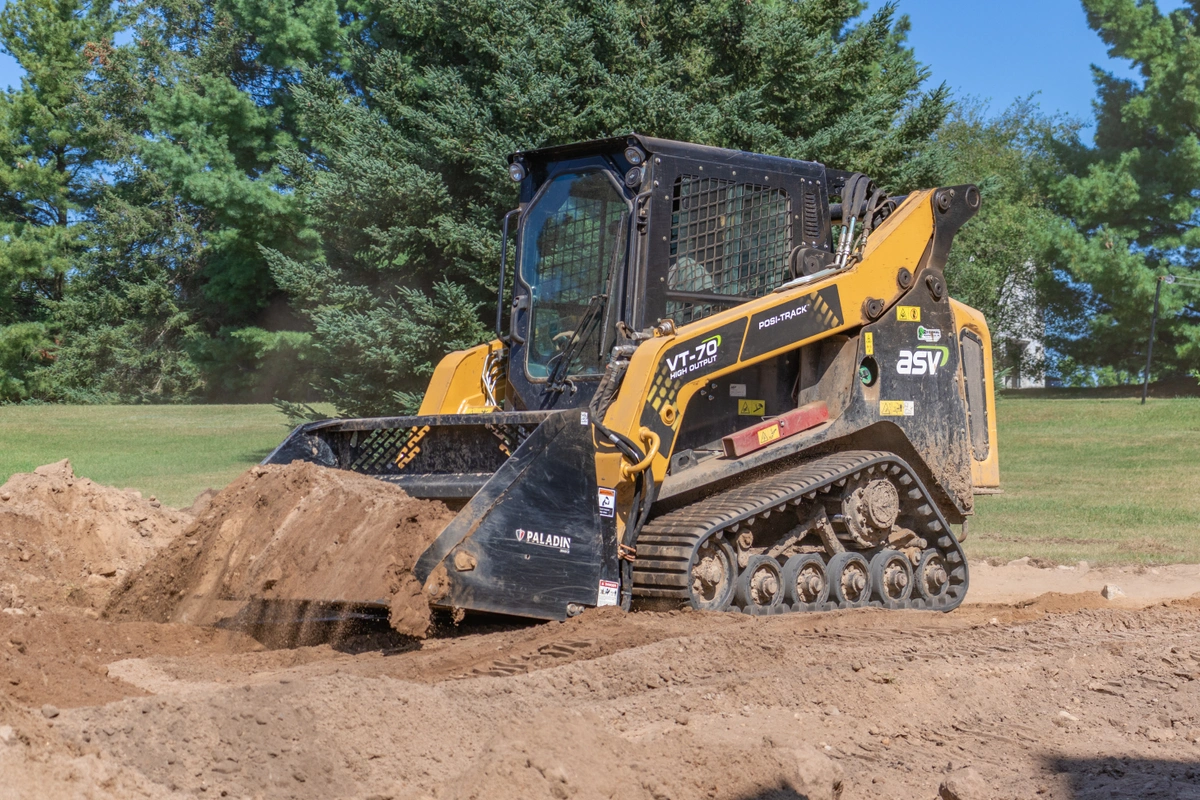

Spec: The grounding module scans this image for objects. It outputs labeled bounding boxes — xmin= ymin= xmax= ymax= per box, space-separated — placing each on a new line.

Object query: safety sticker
xmin=738 ymin=399 xmax=766 ymax=416
xmin=597 ymin=579 xmax=620 ymax=607
xmin=896 ymin=306 xmax=921 ymax=322
xmin=756 ymin=424 xmax=782 ymax=445
xmin=864 ymin=331 xmax=874 ymax=356
xmin=580 ymin=411 xmax=589 ymax=425
xmin=729 ymin=383 xmax=747 ymax=397
xmin=597 ymin=487 xmax=616 ymax=518
xmin=880 ymin=400 xmax=915 ymax=417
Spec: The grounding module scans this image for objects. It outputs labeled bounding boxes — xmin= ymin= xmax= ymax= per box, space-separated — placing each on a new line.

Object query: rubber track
xmin=632 ymin=450 xmax=969 ymax=613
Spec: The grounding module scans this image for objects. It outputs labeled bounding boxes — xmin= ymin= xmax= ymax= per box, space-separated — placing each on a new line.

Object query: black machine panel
xmin=636 ymin=317 xmax=748 ymax=461
xmin=740 ymin=286 xmax=844 ymax=360
xmin=671 ymin=350 xmax=801 ymax=465
xmin=849 ymin=273 xmax=975 ymax=517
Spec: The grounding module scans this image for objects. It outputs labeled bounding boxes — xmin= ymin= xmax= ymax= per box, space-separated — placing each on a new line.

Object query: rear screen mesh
xmin=666 ymin=175 xmax=791 ymax=324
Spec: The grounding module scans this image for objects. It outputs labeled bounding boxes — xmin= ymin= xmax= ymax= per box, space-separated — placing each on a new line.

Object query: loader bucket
xmin=264 ymin=411 xmax=555 ymax=500
xmin=264 ymin=410 xmax=620 ymax=621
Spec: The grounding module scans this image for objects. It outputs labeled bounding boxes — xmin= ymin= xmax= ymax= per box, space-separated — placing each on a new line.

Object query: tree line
xmin=0 ymin=0 xmax=1195 ymax=413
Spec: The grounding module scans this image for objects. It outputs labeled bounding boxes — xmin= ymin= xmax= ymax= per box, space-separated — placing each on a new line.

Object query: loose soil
xmin=2 ymin=462 xmax=1200 ymax=799
xmin=106 ymin=463 xmax=454 ymax=638
xmin=0 ymin=460 xmax=186 ymax=614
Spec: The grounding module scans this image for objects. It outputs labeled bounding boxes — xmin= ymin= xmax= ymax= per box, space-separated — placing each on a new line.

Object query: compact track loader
xmin=265 ymin=135 xmax=999 ymax=621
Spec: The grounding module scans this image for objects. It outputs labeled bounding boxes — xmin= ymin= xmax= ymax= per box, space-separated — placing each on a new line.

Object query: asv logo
xmin=897 ymin=345 xmax=949 ymax=376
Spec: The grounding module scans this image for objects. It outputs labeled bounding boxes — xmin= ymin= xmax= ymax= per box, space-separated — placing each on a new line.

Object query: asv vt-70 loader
xmin=265 ymin=135 xmax=999 ymax=621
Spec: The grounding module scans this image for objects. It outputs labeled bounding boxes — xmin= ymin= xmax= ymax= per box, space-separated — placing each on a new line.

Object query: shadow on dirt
xmin=1048 ymin=756 xmax=1200 ymax=799
xmin=212 ymin=600 xmax=412 ymax=652
xmin=213 ymin=600 xmax=540 ymax=654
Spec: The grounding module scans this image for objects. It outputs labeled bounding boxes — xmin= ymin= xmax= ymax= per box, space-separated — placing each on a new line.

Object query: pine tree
xmin=38 ymin=167 xmax=207 ymax=402
xmin=0 ymin=0 xmax=119 ymax=399
xmin=38 ymin=0 xmax=353 ymax=402
xmin=272 ymin=0 xmax=951 ymax=415
xmin=1049 ymin=1 xmax=1200 ymax=382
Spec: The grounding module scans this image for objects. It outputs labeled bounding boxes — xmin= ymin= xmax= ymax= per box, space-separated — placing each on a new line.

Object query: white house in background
xmin=1002 ymin=336 xmax=1045 ymax=389
xmin=994 ymin=262 xmax=1045 ymax=389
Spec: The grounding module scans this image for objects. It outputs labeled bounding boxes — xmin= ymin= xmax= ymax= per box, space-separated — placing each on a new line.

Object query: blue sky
xmin=0 ymin=0 xmax=1187 ymax=134
xmin=870 ymin=0 xmax=1188 ymax=132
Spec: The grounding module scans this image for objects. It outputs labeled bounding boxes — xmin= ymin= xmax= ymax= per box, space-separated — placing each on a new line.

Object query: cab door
xmin=508 ymin=167 xmax=632 ymax=410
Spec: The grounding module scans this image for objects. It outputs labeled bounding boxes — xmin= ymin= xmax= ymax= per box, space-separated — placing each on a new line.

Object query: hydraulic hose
xmin=591 ymin=417 xmax=658 ymax=610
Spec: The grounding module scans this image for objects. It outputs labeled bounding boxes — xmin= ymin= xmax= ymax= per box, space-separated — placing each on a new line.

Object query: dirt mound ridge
xmin=425 ymin=708 xmax=844 ymax=800
xmin=107 ymin=462 xmax=454 ymax=637
xmin=0 ymin=460 xmax=188 ymax=613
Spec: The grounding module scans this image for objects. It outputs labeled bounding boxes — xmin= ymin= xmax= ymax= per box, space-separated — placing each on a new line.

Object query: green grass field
xmin=0 ymin=405 xmax=307 ymax=507
xmin=968 ymin=396 xmax=1200 ymax=565
xmin=0 ymin=399 xmax=1197 ymax=564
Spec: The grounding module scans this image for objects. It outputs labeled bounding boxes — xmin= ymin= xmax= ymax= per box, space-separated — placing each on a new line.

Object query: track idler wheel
xmin=915 ymin=550 xmax=951 ymax=605
xmin=827 ymin=552 xmax=870 ymax=607
xmin=736 ymin=555 xmax=785 ymax=614
xmin=687 ymin=534 xmax=737 ymax=611
xmin=870 ymin=550 xmax=913 ymax=608
xmin=782 ymin=554 xmax=830 ymax=609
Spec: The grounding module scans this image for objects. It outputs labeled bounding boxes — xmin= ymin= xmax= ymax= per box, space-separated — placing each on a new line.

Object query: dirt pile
xmin=0 ymin=692 xmax=175 ymax=800
xmin=0 ymin=460 xmax=188 ymax=613
xmin=108 ymin=462 xmax=454 ymax=637
xmin=421 ymin=708 xmax=844 ymax=800
xmin=29 ymin=599 xmax=1200 ymax=800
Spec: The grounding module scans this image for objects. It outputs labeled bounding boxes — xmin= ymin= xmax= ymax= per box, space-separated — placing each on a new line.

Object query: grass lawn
xmin=968 ymin=396 xmax=1200 ymax=565
xmin=0 ymin=405 xmax=313 ymax=508
xmin=1 ymin=399 xmax=1196 ymax=565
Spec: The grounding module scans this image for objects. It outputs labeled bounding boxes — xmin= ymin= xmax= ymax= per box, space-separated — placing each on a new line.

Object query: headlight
xmin=508 ymin=161 xmax=526 ymax=182
xmin=624 ymin=145 xmax=645 ymax=166
xmin=624 ymin=166 xmax=643 ymax=188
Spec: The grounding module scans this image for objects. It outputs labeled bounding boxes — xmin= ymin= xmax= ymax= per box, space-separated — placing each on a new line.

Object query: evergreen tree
xmin=0 ymin=0 xmax=119 ymax=399
xmin=93 ymin=0 xmax=348 ymax=323
xmin=38 ymin=0 xmax=353 ymax=402
xmin=1048 ymin=0 xmax=1200 ymax=382
xmin=272 ymin=0 xmax=951 ymax=415
xmin=936 ymin=99 xmax=1079 ymax=384
xmin=39 ymin=167 xmax=206 ymax=402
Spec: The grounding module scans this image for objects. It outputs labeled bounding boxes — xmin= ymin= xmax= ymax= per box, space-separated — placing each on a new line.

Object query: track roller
xmin=782 ymin=553 xmax=830 ymax=608
xmin=915 ymin=550 xmax=950 ymax=605
xmin=736 ymin=554 xmax=785 ymax=613
xmin=827 ymin=552 xmax=870 ymax=607
xmin=870 ymin=549 xmax=914 ymax=608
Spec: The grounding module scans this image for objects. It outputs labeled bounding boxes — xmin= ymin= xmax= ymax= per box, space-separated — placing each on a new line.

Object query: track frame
xmin=632 ymin=450 xmax=968 ymax=614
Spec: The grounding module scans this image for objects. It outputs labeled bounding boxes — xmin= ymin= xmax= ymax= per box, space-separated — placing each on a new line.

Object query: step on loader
xmin=264 ymin=135 xmax=1000 ymax=621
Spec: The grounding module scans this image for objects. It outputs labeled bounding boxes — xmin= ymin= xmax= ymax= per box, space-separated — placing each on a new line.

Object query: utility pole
xmin=1142 ymin=275 xmax=1176 ymax=404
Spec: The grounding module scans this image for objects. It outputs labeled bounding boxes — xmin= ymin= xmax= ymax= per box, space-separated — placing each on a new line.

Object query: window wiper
xmin=546 ymin=293 xmax=607 ymax=394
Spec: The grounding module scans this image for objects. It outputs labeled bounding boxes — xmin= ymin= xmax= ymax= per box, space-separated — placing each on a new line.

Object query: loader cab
xmin=504 ymin=135 xmax=837 ymax=411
